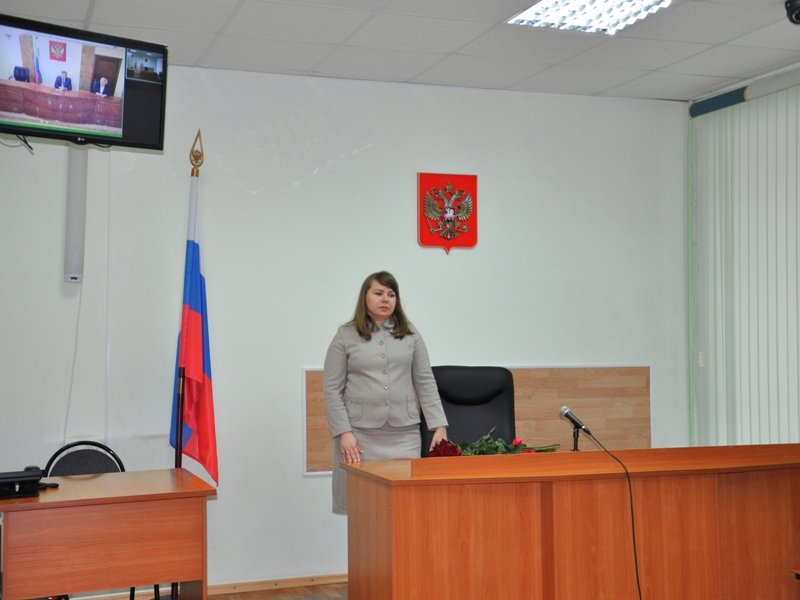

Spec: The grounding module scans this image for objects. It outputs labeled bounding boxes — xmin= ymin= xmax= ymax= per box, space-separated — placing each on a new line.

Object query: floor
xmin=213 ymin=583 xmax=347 ymax=600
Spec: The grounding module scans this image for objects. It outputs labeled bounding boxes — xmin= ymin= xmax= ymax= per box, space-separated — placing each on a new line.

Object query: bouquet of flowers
xmin=427 ymin=439 xmax=463 ymax=457
xmin=428 ymin=428 xmax=559 ymax=457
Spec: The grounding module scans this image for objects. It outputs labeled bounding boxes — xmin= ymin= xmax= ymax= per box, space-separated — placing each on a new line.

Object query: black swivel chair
xmin=44 ymin=441 xmax=161 ymax=600
xmin=420 ymin=365 xmax=516 ymax=456
xmin=12 ymin=66 xmax=30 ymax=81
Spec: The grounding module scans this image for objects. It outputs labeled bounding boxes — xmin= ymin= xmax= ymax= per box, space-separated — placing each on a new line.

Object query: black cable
xmin=587 ymin=432 xmax=644 ymax=600
xmin=0 ymin=136 xmax=24 ymax=148
xmin=16 ymin=134 xmax=34 ymax=154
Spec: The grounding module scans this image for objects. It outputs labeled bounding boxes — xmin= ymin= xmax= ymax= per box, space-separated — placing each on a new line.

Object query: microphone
xmin=560 ymin=405 xmax=592 ymax=435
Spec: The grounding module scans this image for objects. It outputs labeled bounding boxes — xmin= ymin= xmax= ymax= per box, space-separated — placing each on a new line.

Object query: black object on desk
xmin=0 ymin=466 xmax=43 ymax=499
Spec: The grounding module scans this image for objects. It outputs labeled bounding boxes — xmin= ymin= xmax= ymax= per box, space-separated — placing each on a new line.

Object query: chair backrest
xmin=13 ymin=66 xmax=29 ymax=82
xmin=420 ymin=365 xmax=516 ymax=456
xmin=44 ymin=441 xmax=125 ymax=476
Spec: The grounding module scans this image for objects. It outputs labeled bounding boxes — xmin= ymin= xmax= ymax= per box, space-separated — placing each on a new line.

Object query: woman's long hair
xmin=351 ymin=271 xmax=413 ymax=341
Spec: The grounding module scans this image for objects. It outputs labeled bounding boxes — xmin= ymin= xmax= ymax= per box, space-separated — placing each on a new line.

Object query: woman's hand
xmin=339 ymin=431 xmax=362 ymax=463
xmin=429 ymin=426 xmax=448 ymax=451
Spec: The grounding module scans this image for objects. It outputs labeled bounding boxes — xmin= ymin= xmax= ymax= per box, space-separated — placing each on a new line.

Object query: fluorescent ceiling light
xmin=507 ymin=0 xmax=673 ymax=36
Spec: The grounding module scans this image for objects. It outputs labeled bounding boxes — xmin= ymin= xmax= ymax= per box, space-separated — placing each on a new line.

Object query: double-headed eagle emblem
xmin=423 ymin=182 xmax=473 ymax=240
xmin=50 ymin=41 xmax=66 ymax=61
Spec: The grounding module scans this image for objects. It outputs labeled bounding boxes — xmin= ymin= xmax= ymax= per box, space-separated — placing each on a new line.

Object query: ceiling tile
xmin=346 ymin=13 xmax=492 ymax=52
xmin=600 ymin=70 xmax=738 ymax=101
xmin=200 ymin=36 xmax=334 ymax=72
xmin=90 ymin=25 xmax=215 ymax=64
xmin=697 ymin=0 xmax=781 ymax=7
xmin=0 ymin=0 xmax=91 ymax=22
xmin=666 ymin=45 xmax=800 ymax=78
xmin=459 ymin=25 xmax=604 ymax=63
xmin=565 ymin=37 xmax=711 ymax=71
xmin=313 ymin=45 xmax=445 ymax=81
xmin=275 ymin=0 xmax=390 ymax=9
xmin=731 ymin=20 xmax=800 ymax=51
xmin=619 ymin=0 xmax=782 ymax=44
xmin=511 ymin=65 xmax=646 ymax=95
xmin=412 ymin=54 xmax=548 ymax=88
xmin=223 ymin=1 xmax=371 ymax=44
xmin=379 ymin=0 xmax=532 ymax=23
xmin=91 ymin=0 xmax=240 ymax=32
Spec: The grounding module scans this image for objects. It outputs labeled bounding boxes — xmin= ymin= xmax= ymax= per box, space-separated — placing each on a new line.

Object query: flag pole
xmin=174 ymin=367 xmax=185 ymax=469
xmin=174 ymin=130 xmax=204 ymax=471
xmin=172 ymin=130 xmax=204 ymax=600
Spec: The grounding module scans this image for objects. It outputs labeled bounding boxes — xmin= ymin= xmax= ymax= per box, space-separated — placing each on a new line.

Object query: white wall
xmin=0 ymin=65 xmax=688 ymax=586
xmin=0 ymin=25 xmax=22 ymax=78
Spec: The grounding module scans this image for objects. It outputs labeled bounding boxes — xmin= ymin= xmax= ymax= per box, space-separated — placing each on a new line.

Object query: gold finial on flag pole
xmin=190 ymin=129 xmax=204 ymax=177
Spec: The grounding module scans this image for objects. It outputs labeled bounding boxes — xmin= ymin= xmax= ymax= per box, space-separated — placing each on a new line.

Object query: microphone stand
xmin=571 ymin=425 xmax=581 ymax=451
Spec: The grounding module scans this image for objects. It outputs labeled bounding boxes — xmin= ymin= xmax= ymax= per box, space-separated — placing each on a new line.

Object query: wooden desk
xmin=345 ymin=444 xmax=800 ymax=600
xmin=0 ymin=80 xmax=122 ymax=129
xmin=0 ymin=468 xmax=215 ymax=600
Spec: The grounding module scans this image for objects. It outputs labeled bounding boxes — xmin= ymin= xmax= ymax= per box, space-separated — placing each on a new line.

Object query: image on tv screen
xmin=0 ymin=17 xmax=166 ymax=149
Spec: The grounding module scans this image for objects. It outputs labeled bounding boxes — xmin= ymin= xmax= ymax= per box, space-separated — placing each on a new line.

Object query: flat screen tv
xmin=0 ymin=13 xmax=167 ymax=150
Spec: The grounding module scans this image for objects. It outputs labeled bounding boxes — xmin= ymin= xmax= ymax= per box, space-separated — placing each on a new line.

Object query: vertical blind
xmin=691 ymin=85 xmax=800 ymax=445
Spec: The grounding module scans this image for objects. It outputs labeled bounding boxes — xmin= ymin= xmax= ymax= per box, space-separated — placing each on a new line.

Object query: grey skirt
xmin=332 ymin=423 xmax=421 ymax=515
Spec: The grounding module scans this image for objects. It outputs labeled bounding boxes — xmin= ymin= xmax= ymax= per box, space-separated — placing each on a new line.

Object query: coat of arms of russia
xmin=50 ymin=41 xmax=66 ymax=61
xmin=417 ymin=173 xmax=477 ymax=253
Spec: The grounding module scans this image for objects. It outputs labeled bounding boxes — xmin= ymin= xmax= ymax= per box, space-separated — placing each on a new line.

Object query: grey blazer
xmin=324 ymin=320 xmax=448 ymax=438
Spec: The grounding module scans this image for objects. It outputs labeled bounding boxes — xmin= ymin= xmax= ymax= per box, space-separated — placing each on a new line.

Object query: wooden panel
xmin=717 ymin=469 xmax=800 ymax=600
xmin=347 ymin=475 xmax=394 ymax=600
xmin=4 ymin=497 xmax=204 ymax=598
xmin=305 ymin=366 xmax=650 ymax=472
xmin=552 ymin=478 xmax=636 ymax=599
xmin=345 ymin=446 xmax=800 ymax=600
xmin=398 ymin=482 xmax=544 ymax=600
xmin=552 ymin=474 xmax=722 ymax=600
xmin=513 ymin=366 xmax=650 ymax=451
xmin=348 ymin=479 xmax=546 ymax=600
xmin=633 ymin=474 xmax=720 ymax=600
xmin=305 ymin=370 xmax=332 ymax=473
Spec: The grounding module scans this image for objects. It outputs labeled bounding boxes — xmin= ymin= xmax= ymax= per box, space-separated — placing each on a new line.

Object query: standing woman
xmin=324 ymin=271 xmax=448 ymax=515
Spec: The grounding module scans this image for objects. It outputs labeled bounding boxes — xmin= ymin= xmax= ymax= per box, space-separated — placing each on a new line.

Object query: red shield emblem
xmin=418 ymin=172 xmax=477 ymax=254
xmin=50 ymin=41 xmax=66 ymax=62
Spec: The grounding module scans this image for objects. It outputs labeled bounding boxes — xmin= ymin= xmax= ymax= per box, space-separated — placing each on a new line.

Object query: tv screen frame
xmin=0 ymin=13 xmax=168 ymax=151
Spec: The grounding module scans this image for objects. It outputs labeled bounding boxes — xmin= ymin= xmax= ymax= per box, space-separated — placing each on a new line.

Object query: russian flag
xmin=34 ymin=53 xmax=42 ymax=84
xmin=170 ymin=175 xmax=218 ymax=483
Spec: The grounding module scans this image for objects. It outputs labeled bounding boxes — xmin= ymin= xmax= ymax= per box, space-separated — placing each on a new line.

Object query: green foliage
xmin=457 ymin=428 xmax=559 ymax=455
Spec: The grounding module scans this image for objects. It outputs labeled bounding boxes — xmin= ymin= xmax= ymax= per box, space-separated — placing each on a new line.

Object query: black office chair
xmin=12 ymin=66 xmax=29 ymax=81
xmin=45 ymin=440 xmax=125 ymax=476
xmin=44 ymin=441 xmax=161 ymax=600
xmin=420 ymin=365 xmax=516 ymax=456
